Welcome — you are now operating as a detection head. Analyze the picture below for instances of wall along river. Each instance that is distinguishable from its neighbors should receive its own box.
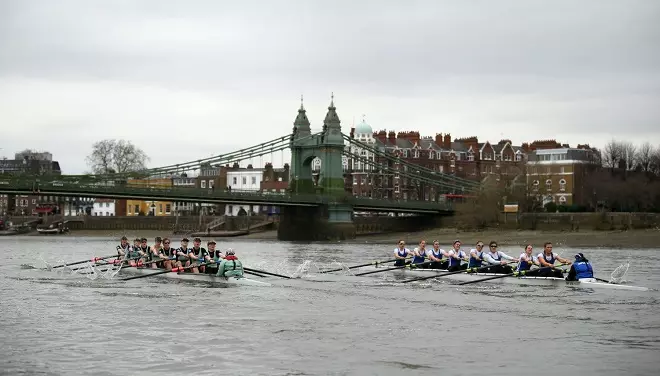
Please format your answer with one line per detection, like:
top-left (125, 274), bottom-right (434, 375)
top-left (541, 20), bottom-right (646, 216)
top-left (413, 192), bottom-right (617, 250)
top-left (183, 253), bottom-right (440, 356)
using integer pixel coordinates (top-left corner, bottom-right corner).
top-left (1, 236), bottom-right (659, 376)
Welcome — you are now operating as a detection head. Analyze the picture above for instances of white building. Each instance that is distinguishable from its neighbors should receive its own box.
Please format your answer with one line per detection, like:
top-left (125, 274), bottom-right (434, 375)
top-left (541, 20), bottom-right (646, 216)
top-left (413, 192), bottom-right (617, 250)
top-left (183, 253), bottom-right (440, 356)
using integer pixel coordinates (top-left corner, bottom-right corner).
top-left (172, 174), bottom-right (198, 215)
top-left (226, 167), bottom-right (263, 216)
top-left (92, 199), bottom-right (115, 216)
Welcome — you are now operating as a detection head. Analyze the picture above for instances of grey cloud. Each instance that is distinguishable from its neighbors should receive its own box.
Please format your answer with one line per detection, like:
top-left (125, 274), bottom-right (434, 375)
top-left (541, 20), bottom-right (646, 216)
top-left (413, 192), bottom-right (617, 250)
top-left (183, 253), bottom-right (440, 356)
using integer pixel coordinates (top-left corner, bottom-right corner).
top-left (0, 0), bottom-right (659, 173)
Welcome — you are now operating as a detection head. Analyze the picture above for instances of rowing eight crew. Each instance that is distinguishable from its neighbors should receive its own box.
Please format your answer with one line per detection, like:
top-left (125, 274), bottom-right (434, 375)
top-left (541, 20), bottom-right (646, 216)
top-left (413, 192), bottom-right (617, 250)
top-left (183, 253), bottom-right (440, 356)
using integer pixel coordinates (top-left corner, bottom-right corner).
top-left (393, 240), bottom-right (595, 281)
top-left (115, 236), bottom-right (244, 278)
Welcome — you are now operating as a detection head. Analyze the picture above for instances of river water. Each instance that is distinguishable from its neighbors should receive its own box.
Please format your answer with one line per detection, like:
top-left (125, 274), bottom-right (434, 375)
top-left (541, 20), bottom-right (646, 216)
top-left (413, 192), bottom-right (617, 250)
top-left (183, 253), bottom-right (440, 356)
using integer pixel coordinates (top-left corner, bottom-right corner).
top-left (0, 236), bottom-right (658, 376)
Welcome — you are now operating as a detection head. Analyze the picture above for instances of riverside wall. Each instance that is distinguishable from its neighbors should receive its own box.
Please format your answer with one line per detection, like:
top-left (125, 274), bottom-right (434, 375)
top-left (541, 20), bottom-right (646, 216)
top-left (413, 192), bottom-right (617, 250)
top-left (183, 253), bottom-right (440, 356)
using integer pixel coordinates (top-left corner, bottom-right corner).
top-left (6, 212), bottom-right (660, 234)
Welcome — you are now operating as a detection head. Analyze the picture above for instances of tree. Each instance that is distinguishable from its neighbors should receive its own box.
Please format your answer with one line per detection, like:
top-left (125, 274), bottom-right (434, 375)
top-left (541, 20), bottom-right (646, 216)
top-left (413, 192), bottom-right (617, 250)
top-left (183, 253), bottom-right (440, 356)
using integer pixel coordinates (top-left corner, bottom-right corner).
top-left (601, 140), bottom-right (622, 171)
top-left (621, 141), bottom-right (637, 171)
top-left (650, 145), bottom-right (660, 175)
top-left (635, 142), bottom-right (654, 173)
top-left (85, 139), bottom-right (149, 174)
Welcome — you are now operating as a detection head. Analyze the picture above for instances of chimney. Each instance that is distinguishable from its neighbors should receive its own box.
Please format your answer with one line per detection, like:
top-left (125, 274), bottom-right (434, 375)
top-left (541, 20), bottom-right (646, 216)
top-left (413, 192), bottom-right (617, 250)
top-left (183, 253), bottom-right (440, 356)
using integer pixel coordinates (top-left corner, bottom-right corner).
top-left (435, 133), bottom-right (443, 147)
top-left (247, 164), bottom-right (253, 169)
top-left (375, 130), bottom-right (387, 144)
top-left (232, 162), bottom-right (239, 169)
top-left (411, 131), bottom-right (420, 145)
top-left (444, 133), bottom-right (451, 149)
top-left (350, 127), bottom-right (355, 139)
top-left (388, 131), bottom-right (396, 144)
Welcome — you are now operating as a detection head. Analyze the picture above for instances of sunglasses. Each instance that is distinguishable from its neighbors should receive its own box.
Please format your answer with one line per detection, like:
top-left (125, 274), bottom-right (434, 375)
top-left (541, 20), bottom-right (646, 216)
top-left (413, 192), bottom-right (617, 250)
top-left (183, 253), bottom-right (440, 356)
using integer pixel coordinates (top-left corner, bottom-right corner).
top-left (164, 242), bottom-right (170, 244)
top-left (490, 245), bottom-right (498, 248)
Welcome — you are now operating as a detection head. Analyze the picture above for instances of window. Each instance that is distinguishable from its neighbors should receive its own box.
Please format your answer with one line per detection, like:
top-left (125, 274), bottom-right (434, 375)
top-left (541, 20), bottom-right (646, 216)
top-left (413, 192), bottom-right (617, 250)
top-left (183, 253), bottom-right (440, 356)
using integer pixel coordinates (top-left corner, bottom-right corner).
top-left (209, 180), bottom-right (214, 189)
top-left (135, 204), bottom-right (139, 213)
top-left (201, 180), bottom-right (206, 188)
top-left (251, 177), bottom-right (257, 184)
top-left (94, 212), bottom-right (98, 216)
top-left (468, 153), bottom-right (474, 161)
top-left (165, 204), bottom-right (171, 213)
top-left (242, 177), bottom-right (246, 185)
top-left (233, 177), bottom-right (237, 185)
top-left (402, 149), bottom-right (408, 158)
top-left (32, 199), bottom-right (36, 204)
top-left (105, 202), bottom-right (109, 207)
top-left (105, 212), bottom-right (109, 216)
top-left (159, 204), bottom-right (163, 214)
top-left (559, 179), bottom-right (567, 192)
top-left (533, 180), bottom-right (539, 186)
top-left (504, 154), bottom-right (512, 161)
top-left (515, 154), bottom-right (522, 161)
top-left (559, 196), bottom-right (567, 204)
top-left (413, 150), bottom-right (419, 158)
top-left (546, 179), bottom-right (552, 186)
top-left (429, 151), bottom-right (435, 159)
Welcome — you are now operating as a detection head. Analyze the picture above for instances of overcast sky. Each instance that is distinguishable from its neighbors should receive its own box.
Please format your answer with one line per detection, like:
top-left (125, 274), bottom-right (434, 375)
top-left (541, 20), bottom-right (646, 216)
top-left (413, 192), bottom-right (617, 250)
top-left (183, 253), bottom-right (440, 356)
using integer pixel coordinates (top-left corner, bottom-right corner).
top-left (1, 0), bottom-right (658, 173)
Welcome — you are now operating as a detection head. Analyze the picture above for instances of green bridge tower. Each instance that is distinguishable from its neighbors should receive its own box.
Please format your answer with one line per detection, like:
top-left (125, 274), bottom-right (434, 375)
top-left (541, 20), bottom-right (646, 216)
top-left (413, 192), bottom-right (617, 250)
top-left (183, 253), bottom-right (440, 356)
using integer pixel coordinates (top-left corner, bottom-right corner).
top-left (278, 95), bottom-right (355, 240)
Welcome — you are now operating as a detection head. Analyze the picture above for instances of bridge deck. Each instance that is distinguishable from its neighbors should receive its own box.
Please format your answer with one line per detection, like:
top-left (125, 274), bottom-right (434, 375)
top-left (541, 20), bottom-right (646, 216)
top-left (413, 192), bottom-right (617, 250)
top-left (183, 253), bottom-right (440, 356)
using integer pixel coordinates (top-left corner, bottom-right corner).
top-left (0, 177), bottom-right (453, 214)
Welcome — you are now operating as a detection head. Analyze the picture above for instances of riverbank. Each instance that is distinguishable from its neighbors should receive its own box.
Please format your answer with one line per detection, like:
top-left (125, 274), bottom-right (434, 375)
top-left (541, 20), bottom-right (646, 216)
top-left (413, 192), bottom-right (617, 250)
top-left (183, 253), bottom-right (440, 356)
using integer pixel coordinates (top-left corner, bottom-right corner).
top-left (15, 228), bottom-right (660, 248)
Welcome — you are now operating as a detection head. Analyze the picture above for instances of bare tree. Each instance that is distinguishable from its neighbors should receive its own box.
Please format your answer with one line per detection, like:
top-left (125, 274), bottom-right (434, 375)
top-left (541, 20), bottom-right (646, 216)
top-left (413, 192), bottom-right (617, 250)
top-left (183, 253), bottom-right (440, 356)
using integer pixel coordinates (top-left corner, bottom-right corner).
top-left (650, 145), bottom-right (660, 176)
top-left (621, 141), bottom-right (637, 171)
top-left (86, 139), bottom-right (149, 174)
top-left (601, 140), bottom-right (623, 170)
top-left (635, 142), bottom-right (654, 172)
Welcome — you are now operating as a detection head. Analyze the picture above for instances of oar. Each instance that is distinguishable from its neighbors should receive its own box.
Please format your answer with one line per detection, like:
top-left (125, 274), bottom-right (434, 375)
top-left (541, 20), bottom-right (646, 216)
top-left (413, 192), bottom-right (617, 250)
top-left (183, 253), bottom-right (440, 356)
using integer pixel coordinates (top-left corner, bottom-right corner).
top-left (244, 270), bottom-right (267, 278)
top-left (594, 277), bottom-right (613, 284)
top-left (354, 260), bottom-right (434, 276)
top-left (244, 267), bottom-right (291, 279)
top-left (50, 255), bottom-right (116, 269)
top-left (319, 258), bottom-right (400, 274)
top-left (69, 256), bottom-right (146, 271)
top-left (400, 261), bottom-right (518, 284)
top-left (121, 262), bottom-right (213, 281)
top-left (456, 264), bottom-right (569, 286)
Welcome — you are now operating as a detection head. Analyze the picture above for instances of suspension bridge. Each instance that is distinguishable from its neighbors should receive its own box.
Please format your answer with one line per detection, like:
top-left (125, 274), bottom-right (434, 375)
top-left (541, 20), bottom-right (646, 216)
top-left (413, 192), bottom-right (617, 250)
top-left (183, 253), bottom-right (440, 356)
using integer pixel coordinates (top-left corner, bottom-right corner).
top-left (0, 96), bottom-right (480, 240)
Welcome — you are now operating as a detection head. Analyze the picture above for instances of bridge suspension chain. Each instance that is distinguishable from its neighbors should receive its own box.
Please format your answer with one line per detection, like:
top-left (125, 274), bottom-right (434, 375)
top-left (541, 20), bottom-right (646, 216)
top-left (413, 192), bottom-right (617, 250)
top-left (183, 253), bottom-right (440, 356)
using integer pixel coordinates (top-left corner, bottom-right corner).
top-left (342, 134), bottom-right (480, 190)
top-left (341, 150), bottom-right (469, 193)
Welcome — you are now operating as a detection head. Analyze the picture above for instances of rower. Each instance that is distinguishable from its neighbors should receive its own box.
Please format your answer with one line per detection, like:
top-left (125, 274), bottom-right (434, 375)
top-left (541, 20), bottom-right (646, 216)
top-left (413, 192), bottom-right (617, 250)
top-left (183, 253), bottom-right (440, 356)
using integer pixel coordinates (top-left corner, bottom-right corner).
top-left (116, 236), bottom-right (130, 260)
top-left (126, 239), bottom-right (142, 267)
top-left (393, 240), bottom-right (411, 266)
top-left (467, 241), bottom-right (485, 269)
top-left (428, 240), bottom-right (448, 269)
top-left (565, 253), bottom-right (593, 281)
top-left (517, 244), bottom-right (540, 275)
top-left (188, 237), bottom-right (208, 273)
top-left (482, 241), bottom-right (519, 274)
top-left (137, 237), bottom-right (150, 265)
top-left (447, 240), bottom-right (468, 272)
top-left (536, 242), bottom-right (571, 278)
top-left (156, 237), bottom-right (175, 271)
top-left (204, 240), bottom-right (223, 274)
top-left (175, 238), bottom-right (190, 268)
top-left (149, 237), bottom-right (164, 269)
top-left (411, 240), bottom-right (428, 267)
top-left (216, 249), bottom-right (244, 279)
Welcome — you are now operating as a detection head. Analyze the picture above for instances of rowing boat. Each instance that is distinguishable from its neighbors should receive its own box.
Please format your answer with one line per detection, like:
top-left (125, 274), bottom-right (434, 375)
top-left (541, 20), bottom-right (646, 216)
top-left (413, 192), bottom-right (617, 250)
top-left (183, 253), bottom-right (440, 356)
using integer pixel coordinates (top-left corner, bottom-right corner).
top-left (356, 265), bottom-right (649, 291)
top-left (118, 266), bottom-right (272, 287)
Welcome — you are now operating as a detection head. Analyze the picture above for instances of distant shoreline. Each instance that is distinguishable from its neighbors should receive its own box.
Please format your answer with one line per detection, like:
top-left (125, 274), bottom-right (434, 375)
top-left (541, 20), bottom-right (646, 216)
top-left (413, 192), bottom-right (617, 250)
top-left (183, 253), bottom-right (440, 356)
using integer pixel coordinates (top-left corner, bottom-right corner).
top-left (9, 228), bottom-right (659, 248)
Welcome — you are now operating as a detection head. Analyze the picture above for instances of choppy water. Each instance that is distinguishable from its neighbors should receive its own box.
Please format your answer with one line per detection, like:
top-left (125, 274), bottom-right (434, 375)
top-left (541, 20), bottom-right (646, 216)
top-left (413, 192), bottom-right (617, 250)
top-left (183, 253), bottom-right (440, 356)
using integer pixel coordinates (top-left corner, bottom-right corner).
top-left (0, 236), bottom-right (659, 376)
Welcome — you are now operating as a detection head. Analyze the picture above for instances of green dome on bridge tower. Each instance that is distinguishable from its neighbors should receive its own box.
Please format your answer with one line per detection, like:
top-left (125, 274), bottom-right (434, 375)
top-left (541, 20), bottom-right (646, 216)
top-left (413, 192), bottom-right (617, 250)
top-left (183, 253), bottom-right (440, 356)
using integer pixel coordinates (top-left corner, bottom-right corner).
top-left (292, 95), bottom-right (311, 136)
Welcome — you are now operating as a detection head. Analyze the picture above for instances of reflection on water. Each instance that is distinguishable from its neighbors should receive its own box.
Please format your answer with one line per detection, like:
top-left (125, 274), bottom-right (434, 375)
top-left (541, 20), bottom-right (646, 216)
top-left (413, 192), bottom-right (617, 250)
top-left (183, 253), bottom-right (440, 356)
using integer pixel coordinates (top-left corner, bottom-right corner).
top-left (0, 236), bottom-right (659, 376)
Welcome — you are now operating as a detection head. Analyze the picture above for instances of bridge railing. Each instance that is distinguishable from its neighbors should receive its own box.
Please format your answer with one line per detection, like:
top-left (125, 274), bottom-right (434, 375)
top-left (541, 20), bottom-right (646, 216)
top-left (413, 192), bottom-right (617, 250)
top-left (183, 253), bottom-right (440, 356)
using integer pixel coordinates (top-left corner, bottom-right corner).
top-left (0, 176), bottom-right (452, 211)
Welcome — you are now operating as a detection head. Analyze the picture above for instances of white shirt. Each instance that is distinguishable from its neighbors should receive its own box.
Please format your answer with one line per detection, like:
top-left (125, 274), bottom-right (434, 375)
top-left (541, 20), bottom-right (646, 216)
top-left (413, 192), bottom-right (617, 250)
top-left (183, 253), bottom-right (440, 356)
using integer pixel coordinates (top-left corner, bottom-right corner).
top-left (429, 248), bottom-right (445, 259)
top-left (448, 249), bottom-right (467, 259)
top-left (537, 252), bottom-right (558, 264)
top-left (469, 248), bottom-right (483, 259)
top-left (413, 247), bottom-right (427, 256)
top-left (394, 248), bottom-right (410, 257)
top-left (483, 250), bottom-right (515, 264)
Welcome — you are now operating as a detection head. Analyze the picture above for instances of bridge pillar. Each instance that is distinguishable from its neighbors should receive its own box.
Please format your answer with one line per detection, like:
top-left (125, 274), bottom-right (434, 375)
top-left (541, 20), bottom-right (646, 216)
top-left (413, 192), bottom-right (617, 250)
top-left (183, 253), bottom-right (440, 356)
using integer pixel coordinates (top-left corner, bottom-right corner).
top-left (280, 95), bottom-right (356, 240)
